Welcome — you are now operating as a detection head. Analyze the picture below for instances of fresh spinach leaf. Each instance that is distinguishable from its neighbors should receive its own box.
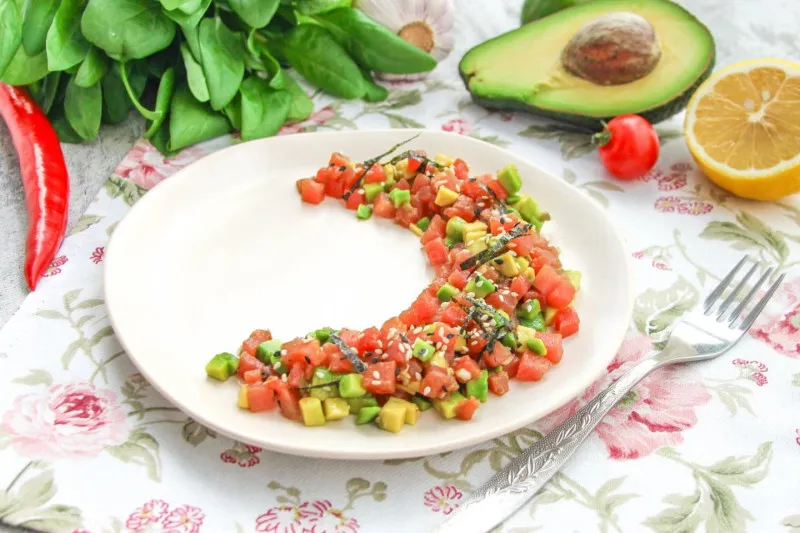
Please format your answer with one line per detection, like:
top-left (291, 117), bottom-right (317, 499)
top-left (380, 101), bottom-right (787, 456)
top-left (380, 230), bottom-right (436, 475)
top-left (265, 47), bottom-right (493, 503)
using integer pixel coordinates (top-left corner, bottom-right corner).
top-left (21, 0), bottom-right (58, 55)
top-left (0, 0), bottom-right (23, 78)
top-left (223, 94), bottom-right (241, 131)
top-left (157, 0), bottom-right (187, 9)
top-left (148, 114), bottom-right (171, 154)
top-left (30, 71), bottom-right (62, 114)
top-left (50, 104), bottom-right (84, 143)
top-left (64, 75), bottom-right (102, 140)
top-left (102, 66), bottom-right (131, 123)
top-left (163, 0), bottom-right (211, 28)
top-left (198, 17), bottom-right (244, 110)
top-left (360, 68), bottom-right (388, 102)
top-left (239, 76), bottom-right (291, 140)
top-left (181, 24), bottom-right (201, 59)
top-left (0, 44), bottom-right (49, 85)
top-left (81, 0), bottom-right (176, 60)
top-left (246, 30), bottom-right (284, 88)
top-left (118, 61), bottom-right (160, 121)
top-left (229, 0), bottom-right (279, 28)
top-left (180, 42), bottom-right (209, 102)
top-left (318, 8), bottom-right (436, 74)
top-left (74, 47), bottom-right (108, 87)
top-left (282, 24), bottom-right (365, 99)
top-left (294, 0), bottom-right (350, 15)
top-left (46, 0), bottom-right (90, 71)
top-left (145, 66), bottom-right (175, 138)
top-left (282, 71), bottom-right (313, 121)
top-left (168, 85), bottom-right (231, 151)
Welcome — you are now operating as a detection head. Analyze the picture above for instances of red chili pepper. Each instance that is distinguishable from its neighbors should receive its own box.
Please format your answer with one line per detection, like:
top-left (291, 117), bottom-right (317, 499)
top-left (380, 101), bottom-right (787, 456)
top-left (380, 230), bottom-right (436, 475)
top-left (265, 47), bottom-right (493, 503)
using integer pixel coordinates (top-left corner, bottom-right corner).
top-left (0, 83), bottom-right (69, 290)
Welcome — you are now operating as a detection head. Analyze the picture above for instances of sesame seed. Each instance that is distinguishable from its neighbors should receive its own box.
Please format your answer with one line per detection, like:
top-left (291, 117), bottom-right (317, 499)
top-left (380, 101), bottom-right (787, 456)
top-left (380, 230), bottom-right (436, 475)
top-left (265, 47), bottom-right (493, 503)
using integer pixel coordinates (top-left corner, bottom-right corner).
top-left (274, 361), bottom-right (282, 370)
top-left (381, 353), bottom-right (388, 360)
top-left (511, 292), bottom-right (518, 298)
top-left (470, 340), bottom-right (478, 346)
top-left (316, 370), bottom-right (325, 379)
top-left (456, 369), bottom-right (472, 382)
top-left (372, 371), bottom-right (380, 379)
top-left (498, 295), bottom-right (505, 302)
top-left (476, 280), bottom-right (483, 287)
top-left (388, 328), bottom-right (398, 337)
top-left (413, 326), bottom-right (423, 334)
top-left (415, 372), bottom-right (422, 381)
top-left (280, 374), bottom-right (287, 382)
top-left (375, 349), bottom-right (383, 355)
top-left (435, 342), bottom-right (443, 350)
top-left (508, 243), bottom-right (517, 249)
top-left (467, 292), bottom-right (476, 298)
top-left (423, 386), bottom-right (432, 396)
top-left (280, 349), bottom-right (287, 356)
top-left (437, 327), bottom-right (444, 338)
top-left (357, 188), bottom-right (365, 194)
top-left (399, 343), bottom-right (407, 353)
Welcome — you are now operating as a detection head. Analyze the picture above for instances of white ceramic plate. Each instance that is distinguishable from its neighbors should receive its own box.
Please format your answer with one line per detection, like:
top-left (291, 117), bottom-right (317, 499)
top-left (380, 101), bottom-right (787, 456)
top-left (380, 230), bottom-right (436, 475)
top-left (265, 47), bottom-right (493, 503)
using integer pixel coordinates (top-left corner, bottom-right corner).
top-left (105, 129), bottom-right (633, 460)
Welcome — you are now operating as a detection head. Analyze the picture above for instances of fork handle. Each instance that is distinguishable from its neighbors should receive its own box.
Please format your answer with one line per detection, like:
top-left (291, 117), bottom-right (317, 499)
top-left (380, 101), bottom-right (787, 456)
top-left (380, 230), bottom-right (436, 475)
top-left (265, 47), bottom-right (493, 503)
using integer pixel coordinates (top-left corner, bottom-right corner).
top-left (432, 355), bottom-right (666, 533)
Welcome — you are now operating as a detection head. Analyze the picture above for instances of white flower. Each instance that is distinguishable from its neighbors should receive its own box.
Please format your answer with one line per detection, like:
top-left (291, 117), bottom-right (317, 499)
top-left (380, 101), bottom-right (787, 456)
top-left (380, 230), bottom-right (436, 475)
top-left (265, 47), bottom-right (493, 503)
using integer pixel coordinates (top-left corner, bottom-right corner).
top-left (357, 0), bottom-right (455, 81)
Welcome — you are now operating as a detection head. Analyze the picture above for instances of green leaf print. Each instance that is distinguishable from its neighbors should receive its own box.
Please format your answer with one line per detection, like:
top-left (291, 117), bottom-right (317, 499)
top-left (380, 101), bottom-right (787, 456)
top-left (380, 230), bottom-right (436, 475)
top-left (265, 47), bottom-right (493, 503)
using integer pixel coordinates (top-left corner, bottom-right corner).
top-left (700, 211), bottom-right (789, 265)
top-left (518, 123), bottom-right (595, 161)
top-left (710, 383), bottom-right (754, 416)
top-left (35, 309), bottom-right (65, 320)
top-left (105, 431), bottom-right (162, 482)
top-left (104, 175), bottom-right (147, 205)
top-left (382, 111), bottom-right (425, 129)
top-left (67, 214), bottom-right (102, 236)
top-left (12, 369), bottom-right (53, 387)
top-left (181, 419), bottom-right (216, 446)
top-left (634, 277), bottom-right (699, 341)
top-left (784, 514), bottom-right (800, 531)
top-left (646, 443), bottom-right (772, 532)
top-left (0, 465), bottom-right (84, 532)
top-left (793, 373), bottom-right (800, 387)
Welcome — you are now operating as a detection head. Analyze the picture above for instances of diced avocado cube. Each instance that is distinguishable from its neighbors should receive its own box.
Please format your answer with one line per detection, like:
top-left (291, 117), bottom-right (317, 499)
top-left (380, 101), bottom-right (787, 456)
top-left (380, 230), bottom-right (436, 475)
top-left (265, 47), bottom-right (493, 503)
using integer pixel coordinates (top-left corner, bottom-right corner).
top-left (465, 220), bottom-right (488, 232)
top-left (445, 216), bottom-right (468, 242)
top-left (501, 332), bottom-right (516, 348)
top-left (464, 230), bottom-right (486, 246)
top-left (323, 398), bottom-right (350, 421)
top-left (347, 395), bottom-right (378, 415)
top-left (516, 325), bottom-right (538, 348)
top-left (356, 405), bottom-right (382, 425)
top-left (513, 195), bottom-right (541, 222)
top-left (523, 267), bottom-right (536, 282)
top-left (433, 392), bottom-right (465, 420)
top-left (416, 216), bottom-right (431, 231)
top-left (493, 251), bottom-right (521, 278)
top-left (466, 370), bottom-right (489, 403)
top-left (516, 256), bottom-right (530, 272)
top-left (378, 403), bottom-right (406, 433)
top-left (467, 237), bottom-right (489, 254)
top-left (409, 223), bottom-right (423, 237)
top-left (255, 341), bottom-right (282, 364)
top-left (444, 236), bottom-right (456, 248)
top-left (544, 306), bottom-right (558, 326)
top-left (454, 335), bottom-right (467, 352)
top-left (206, 352), bottom-right (239, 381)
top-left (412, 338), bottom-right (435, 361)
top-left (429, 352), bottom-right (447, 368)
top-left (565, 270), bottom-right (581, 290)
top-left (388, 188), bottom-right (410, 207)
top-left (412, 396), bottom-right (432, 411)
top-left (497, 164), bottom-right (523, 195)
top-left (364, 182), bottom-right (384, 202)
top-left (435, 153), bottom-right (455, 166)
top-left (422, 323), bottom-right (437, 334)
top-left (312, 328), bottom-right (332, 343)
top-left (237, 385), bottom-right (249, 409)
top-left (527, 338), bottom-right (547, 356)
top-left (506, 194), bottom-right (521, 204)
top-left (339, 373), bottom-right (367, 398)
top-left (299, 397), bottom-right (326, 427)
top-left (309, 367), bottom-right (339, 400)
top-left (517, 299), bottom-right (542, 320)
top-left (437, 283), bottom-right (459, 303)
top-left (465, 273), bottom-right (496, 298)
top-left (382, 164), bottom-right (396, 186)
top-left (356, 204), bottom-right (372, 220)
top-left (496, 309), bottom-right (511, 323)
top-left (386, 397), bottom-right (420, 425)
top-left (434, 186), bottom-right (459, 207)
top-left (519, 313), bottom-right (546, 332)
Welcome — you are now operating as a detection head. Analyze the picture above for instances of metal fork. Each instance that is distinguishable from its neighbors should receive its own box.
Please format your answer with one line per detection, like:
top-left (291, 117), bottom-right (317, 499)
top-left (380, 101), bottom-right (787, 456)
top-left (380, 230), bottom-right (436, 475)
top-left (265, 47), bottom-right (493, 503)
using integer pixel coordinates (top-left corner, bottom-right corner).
top-left (431, 256), bottom-right (785, 533)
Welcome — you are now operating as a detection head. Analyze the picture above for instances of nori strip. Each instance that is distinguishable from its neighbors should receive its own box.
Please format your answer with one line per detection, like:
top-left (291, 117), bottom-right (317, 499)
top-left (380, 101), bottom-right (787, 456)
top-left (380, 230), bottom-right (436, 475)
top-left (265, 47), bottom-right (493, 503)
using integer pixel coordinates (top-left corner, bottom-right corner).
top-left (459, 223), bottom-right (532, 271)
top-left (294, 380), bottom-right (342, 391)
top-left (343, 133), bottom-right (422, 200)
top-left (329, 332), bottom-right (368, 372)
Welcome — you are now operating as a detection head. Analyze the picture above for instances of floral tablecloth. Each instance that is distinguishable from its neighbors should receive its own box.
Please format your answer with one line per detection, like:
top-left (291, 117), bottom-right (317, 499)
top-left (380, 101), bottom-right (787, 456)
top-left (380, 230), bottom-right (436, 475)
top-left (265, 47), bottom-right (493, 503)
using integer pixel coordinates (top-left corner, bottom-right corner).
top-left (2, 3), bottom-right (800, 533)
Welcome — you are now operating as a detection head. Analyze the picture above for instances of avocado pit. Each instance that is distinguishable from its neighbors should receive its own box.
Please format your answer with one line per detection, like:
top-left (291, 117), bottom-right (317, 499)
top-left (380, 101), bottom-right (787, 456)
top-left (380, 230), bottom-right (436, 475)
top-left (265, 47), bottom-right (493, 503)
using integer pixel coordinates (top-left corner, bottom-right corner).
top-left (561, 12), bottom-right (661, 86)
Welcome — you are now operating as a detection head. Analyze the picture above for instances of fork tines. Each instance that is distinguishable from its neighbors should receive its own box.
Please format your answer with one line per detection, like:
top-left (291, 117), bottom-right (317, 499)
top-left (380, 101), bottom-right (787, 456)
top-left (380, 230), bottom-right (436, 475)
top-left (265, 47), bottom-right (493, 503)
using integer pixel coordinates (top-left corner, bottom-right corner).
top-left (703, 255), bottom-right (785, 330)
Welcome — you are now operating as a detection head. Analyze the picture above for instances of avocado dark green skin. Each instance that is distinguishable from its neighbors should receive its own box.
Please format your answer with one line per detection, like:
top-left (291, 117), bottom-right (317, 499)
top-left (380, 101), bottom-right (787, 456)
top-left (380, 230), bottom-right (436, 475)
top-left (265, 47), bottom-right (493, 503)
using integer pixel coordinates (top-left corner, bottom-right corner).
top-left (459, 51), bottom-right (715, 131)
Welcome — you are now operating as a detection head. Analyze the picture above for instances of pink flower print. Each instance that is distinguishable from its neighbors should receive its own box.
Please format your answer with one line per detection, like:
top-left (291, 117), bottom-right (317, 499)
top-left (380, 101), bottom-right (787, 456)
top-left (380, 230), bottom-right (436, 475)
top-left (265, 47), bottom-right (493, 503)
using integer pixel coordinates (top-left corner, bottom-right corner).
top-left (654, 196), bottom-right (682, 213)
top-left (677, 201), bottom-right (713, 215)
top-left (90, 246), bottom-right (105, 264)
top-left (652, 260), bottom-right (671, 271)
top-left (657, 173), bottom-right (687, 191)
top-left (795, 429), bottom-right (800, 446)
top-left (732, 359), bottom-right (768, 372)
top-left (220, 441), bottom-right (262, 467)
top-left (671, 162), bottom-right (692, 172)
top-left (641, 169), bottom-right (663, 183)
top-left (752, 373), bottom-right (767, 386)
top-left (42, 255), bottom-right (68, 277)
top-left (632, 251), bottom-right (645, 259)
top-left (750, 276), bottom-right (800, 358)
top-left (424, 485), bottom-right (463, 515)
top-left (279, 106), bottom-right (336, 135)
top-left (2, 382), bottom-right (128, 459)
top-left (441, 119), bottom-right (472, 136)
top-left (535, 334), bottom-right (711, 460)
top-left (72, 530), bottom-right (91, 533)
top-left (732, 359), bottom-right (769, 386)
top-left (255, 503), bottom-right (313, 533)
top-left (126, 499), bottom-right (170, 531)
top-left (305, 500), bottom-right (359, 533)
top-left (163, 504), bottom-right (205, 533)
top-left (114, 139), bottom-right (204, 190)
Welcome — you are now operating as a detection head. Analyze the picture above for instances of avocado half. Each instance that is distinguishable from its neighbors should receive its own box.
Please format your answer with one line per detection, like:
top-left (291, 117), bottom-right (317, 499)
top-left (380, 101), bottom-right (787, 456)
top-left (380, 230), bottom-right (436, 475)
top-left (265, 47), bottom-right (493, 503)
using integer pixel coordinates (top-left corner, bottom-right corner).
top-left (459, 0), bottom-right (715, 129)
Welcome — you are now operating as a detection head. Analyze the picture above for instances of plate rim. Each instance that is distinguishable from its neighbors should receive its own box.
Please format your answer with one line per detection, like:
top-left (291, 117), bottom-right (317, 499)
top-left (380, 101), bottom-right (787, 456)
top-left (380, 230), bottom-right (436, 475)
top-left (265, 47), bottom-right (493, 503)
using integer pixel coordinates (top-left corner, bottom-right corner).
top-left (104, 128), bottom-right (635, 460)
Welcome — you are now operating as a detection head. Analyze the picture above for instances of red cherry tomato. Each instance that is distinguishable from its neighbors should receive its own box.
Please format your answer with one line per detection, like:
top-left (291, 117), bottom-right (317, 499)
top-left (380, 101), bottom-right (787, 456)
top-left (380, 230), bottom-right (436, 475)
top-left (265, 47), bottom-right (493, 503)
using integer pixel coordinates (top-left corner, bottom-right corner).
top-left (595, 114), bottom-right (659, 180)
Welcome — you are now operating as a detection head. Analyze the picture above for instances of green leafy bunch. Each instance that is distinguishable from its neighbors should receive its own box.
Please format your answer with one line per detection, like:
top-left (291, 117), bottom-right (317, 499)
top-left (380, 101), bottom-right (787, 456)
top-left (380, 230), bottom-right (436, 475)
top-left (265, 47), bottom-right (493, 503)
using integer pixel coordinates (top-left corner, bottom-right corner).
top-left (0, 0), bottom-right (437, 154)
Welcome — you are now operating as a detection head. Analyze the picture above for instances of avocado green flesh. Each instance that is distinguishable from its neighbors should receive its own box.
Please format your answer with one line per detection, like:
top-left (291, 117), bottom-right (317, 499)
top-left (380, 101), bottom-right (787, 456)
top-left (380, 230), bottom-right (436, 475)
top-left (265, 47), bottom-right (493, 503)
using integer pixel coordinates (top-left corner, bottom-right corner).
top-left (460, 0), bottom-right (715, 126)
